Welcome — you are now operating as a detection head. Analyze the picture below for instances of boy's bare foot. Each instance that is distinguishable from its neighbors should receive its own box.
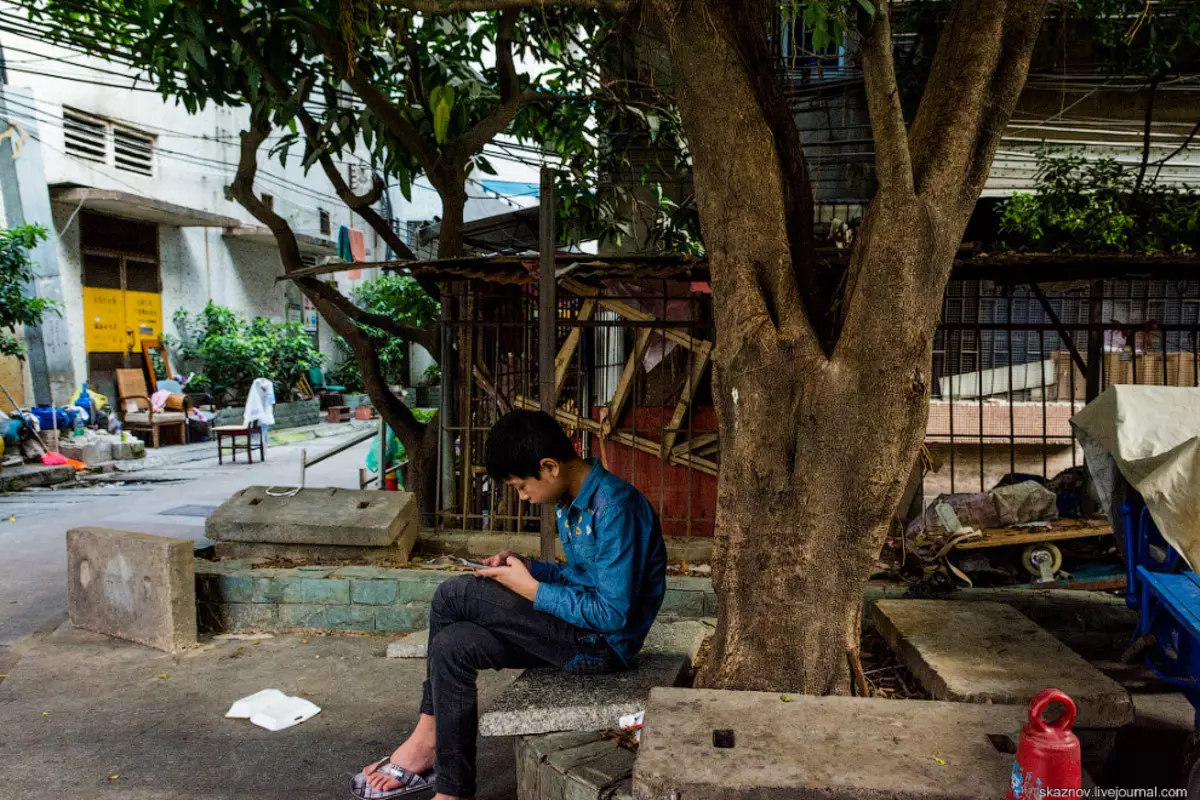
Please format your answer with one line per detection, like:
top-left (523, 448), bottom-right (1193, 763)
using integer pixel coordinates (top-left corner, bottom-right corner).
top-left (362, 714), bottom-right (436, 792)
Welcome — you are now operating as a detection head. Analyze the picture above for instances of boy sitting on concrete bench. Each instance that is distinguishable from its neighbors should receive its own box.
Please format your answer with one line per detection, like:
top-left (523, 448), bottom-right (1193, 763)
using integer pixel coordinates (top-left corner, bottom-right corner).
top-left (352, 409), bottom-right (667, 800)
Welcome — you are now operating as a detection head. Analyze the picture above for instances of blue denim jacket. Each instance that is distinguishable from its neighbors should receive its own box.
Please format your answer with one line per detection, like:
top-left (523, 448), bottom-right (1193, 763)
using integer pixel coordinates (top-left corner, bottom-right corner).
top-left (530, 460), bottom-right (667, 665)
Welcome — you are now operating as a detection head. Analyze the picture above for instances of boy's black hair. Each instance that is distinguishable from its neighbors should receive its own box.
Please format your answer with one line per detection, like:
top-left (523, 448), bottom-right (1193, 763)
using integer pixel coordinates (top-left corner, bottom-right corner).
top-left (485, 410), bottom-right (578, 480)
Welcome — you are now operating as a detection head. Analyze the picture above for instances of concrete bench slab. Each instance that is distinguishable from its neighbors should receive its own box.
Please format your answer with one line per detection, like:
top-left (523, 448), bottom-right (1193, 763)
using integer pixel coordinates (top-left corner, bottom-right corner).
top-left (205, 486), bottom-right (416, 551)
top-left (479, 620), bottom-right (709, 737)
top-left (67, 527), bottom-right (196, 652)
top-left (873, 599), bottom-right (1133, 728)
top-left (634, 687), bottom-right (1028, 800)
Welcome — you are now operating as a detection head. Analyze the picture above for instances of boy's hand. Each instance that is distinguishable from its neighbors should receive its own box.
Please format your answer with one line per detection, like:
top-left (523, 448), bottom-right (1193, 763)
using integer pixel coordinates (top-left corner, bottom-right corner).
top-left (481, 550), bottom-right (524, 568)
top-left (476, 556), bottom-right (539, 602)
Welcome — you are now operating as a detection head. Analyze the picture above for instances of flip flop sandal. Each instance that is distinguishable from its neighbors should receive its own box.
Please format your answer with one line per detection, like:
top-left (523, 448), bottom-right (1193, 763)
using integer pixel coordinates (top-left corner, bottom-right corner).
top-left (350, 758), bottom-right (436, 799)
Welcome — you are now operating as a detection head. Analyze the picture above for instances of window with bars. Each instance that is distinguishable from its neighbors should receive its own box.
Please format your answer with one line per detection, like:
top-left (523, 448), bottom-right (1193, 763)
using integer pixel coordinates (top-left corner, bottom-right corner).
top-left (62, 108), bottom-right (156, 177)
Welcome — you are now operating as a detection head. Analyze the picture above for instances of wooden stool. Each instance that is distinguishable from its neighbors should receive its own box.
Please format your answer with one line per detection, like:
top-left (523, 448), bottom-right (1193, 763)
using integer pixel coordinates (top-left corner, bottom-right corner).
top-left (215, 425), bottom-right (265, 464)
top-left (326, 405), bottom-right (351, 423)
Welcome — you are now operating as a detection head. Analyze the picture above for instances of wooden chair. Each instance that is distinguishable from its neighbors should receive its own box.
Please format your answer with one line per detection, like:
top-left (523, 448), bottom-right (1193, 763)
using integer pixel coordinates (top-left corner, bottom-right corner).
top-left (115, 368), bottom-right (187, 448)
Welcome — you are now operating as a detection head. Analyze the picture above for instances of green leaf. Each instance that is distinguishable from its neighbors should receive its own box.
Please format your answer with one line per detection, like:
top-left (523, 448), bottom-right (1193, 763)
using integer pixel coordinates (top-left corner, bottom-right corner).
top-left (857, 0), bottom-right (875, 17)
top-left (646, 112), bottom-right (660, 143)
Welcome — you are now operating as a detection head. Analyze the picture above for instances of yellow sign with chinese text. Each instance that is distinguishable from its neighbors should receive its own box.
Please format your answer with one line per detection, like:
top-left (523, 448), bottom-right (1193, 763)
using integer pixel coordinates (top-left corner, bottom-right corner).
top-left (83, 287), bottom-right (126, 353)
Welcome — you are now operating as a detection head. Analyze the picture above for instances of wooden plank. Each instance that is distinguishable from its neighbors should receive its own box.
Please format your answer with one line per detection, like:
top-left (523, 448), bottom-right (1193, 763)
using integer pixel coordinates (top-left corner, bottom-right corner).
top-left (661, 342), bottom-right (711, 456)
top-left (954, 522), bottom-right (1113, 551)
top-left (512, 395), bottom-right (718, 477)
top-left (607, 328), bottom-right (653, 433)
top-left (552, 298), bottom-right (597, 404)
top-left (672, 432), bottom-right (718, 456)
top-left (561, 278), bottom-right (703, 351)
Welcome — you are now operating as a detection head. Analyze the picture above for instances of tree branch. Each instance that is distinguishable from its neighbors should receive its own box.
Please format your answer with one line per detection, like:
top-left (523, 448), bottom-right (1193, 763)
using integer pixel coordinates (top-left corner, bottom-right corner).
top-left (907, 0), bottom-right (1049, 209)
top-left (226, 117), bottom-right (432, 446)
top-left (291, 270), bottom-right (442, 355)
top-left (309, 24), bottom-right (443, 177)
top-left (449, 8), bottom-right (522, 160)
top-left (295, 104), bottom-right (419, 261)
top-left (1134, 75), bottom-right (1161, 196)
top-left (377, 0), bottom-right (629, 12)
top-left (186, 0), bottom-right (422, 264)
top-left (860, 0), bottom-right (914, 197)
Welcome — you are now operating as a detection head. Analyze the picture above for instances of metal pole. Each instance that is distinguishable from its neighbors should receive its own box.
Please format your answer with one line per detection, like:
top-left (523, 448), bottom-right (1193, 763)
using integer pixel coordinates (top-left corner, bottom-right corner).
top-left (538, 167), bottom-right (558, 561)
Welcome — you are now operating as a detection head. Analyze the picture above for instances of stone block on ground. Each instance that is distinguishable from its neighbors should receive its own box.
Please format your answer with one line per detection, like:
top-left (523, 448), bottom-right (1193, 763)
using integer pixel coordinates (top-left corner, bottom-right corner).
top-left (479, 620), bottom-right (709, 737)
top-left (872, 599), bottom-right (1133, 728)
top-left (633, 688), bottom-right (1028, 800)
top-left (206, 486), bottom-right (416, 553)
top-left (517, 731), bottom-right (634, 800)
top-left (60, 437), bottom-right (112, 465)
top-left (0, 463), bottom-right (74, 491)
top-left (386, 629), bottom-right (429, 658)
top-left (67, 527), bottom-right (196, 652)
top-left (111, 439), bottom-right (146, 460)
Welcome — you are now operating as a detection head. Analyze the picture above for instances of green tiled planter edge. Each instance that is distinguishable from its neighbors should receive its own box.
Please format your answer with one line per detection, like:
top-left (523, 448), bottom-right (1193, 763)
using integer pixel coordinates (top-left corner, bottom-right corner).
top-left (195, 560), bottom-right (716, 633)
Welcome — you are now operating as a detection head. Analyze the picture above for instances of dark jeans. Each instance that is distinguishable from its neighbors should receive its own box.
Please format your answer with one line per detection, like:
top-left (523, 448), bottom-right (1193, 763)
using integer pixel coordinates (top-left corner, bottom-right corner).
top-left (419, 575), bottom-right (621, 797)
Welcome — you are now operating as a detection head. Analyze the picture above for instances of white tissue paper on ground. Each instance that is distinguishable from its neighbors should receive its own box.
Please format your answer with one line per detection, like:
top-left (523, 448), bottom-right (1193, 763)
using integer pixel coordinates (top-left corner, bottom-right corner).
top-left (226, 688), bottom-right (321, 731)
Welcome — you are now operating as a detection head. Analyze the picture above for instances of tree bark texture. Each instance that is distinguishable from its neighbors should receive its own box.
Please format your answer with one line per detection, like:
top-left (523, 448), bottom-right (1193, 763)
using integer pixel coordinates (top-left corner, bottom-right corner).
top-left (649, 0), bottom-right (1048, 692)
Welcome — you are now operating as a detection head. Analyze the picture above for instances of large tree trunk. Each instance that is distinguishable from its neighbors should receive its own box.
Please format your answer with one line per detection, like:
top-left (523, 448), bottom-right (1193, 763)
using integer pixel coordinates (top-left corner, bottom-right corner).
top-left (653, 0), bottom-right (1046, 693)
top-left (700, 205), bottom-right (950, 693)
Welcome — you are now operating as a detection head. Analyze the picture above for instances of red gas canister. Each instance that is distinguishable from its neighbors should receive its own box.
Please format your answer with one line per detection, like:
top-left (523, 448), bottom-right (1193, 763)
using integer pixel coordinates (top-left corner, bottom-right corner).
top-left (1008, 688), bottom-right (1082, 799)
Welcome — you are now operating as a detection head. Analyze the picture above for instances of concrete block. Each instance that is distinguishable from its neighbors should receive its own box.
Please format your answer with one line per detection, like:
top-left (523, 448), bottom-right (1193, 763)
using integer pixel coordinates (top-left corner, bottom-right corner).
top-left (67, 527), bottom-right (196, 652)
top-left (873, 600), bottom-right (1134, 728)
top-left (376, 604), bottom-right (428, 632)
top-left (302, 579), bottom-right (350, 605)
top-left (515, 733), bottom-right (634, 800)
top-left (205, 486), bottom-right (417, 554)
top-left (386, 629), bottom-right (429, 658)
top-left (394, 577), bottom-right (442, 604)
top-left (480, 620), bottom-right (708, 737)
top-left (350, 579), bottom-right (399, 606)
top-left (258, 577), bottom-right (304, 604)
top-left (278, 604), bottom-right (328, 629)
top-left (326, 605), bottom-right (376, 631)
top-left (214, 575), bottom-right (258, 604)
top-left (0, 464), bottom-right (74, 492)
top-left (634, 688), bottom-right (1027, 800)
top-left (60, 439), bottom-right (112, 465)
top-left (331, 565), bottom-right (392, 579)
top-left (111, 439), bottom-right (145, 460)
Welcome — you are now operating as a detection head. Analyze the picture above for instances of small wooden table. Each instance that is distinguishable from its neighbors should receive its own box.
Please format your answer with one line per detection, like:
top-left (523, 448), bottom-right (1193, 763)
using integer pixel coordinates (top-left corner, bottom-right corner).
top-left (215, 425), bottom-right (265, 464)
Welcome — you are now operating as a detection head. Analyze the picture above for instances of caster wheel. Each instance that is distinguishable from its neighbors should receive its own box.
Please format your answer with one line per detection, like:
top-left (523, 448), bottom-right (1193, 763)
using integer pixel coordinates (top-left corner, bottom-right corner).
top-left (1022, 543), bottom-right (1062, 582)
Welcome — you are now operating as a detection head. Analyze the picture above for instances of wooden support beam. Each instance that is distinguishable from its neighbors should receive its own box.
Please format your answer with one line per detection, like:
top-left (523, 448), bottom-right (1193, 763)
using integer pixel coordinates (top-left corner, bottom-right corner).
top-left (672, 431), bottom-right (718, 456)
top-left (512, 395), bottom-right (718, 477)
top-left (561, 278), bottom-right (704, 352)
top-left (661, 341), bottom-right (712, 456)
top-left (607, 328), bottom-right (653, 433)
top-left (552, 298), bottom-right (597, 405)
top-left (472, 361), bottom-right (511, 414)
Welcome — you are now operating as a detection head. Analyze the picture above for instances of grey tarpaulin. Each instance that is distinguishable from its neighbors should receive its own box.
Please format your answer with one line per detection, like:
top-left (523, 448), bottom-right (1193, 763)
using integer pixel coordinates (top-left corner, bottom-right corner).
top-left (1072, 386), bottom-right (1200, 570)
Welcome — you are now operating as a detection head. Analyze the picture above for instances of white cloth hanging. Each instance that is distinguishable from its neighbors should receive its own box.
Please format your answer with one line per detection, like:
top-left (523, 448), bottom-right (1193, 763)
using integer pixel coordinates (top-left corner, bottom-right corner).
top-left (243, 378), bottom-right (276, 428)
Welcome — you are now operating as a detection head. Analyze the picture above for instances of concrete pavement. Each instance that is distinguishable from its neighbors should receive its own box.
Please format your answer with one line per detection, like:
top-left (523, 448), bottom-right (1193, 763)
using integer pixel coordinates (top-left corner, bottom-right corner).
top-left (0, 625), bottom-right (520, 799)
top-left (0, 426), bottom-right (523, 799)
top-left (0, 428), bottom-right (374, 648)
